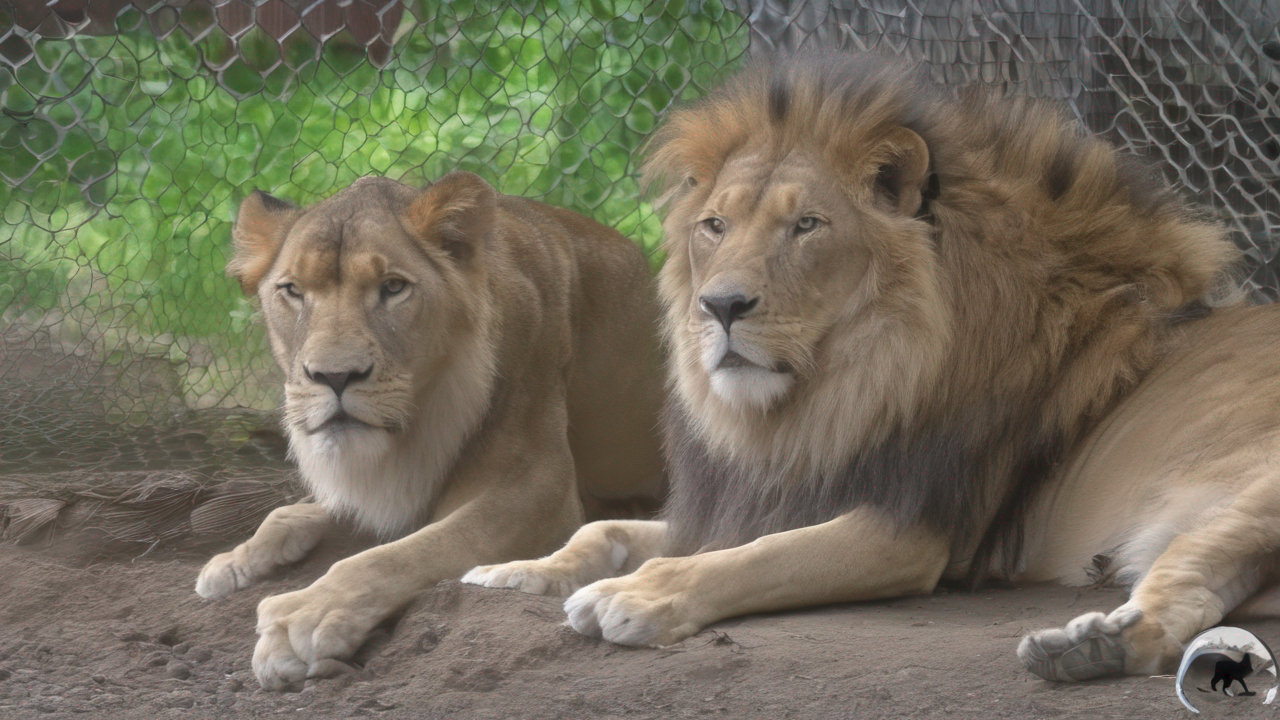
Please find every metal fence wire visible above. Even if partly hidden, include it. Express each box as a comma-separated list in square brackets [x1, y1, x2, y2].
[0, 1, 1277, 484]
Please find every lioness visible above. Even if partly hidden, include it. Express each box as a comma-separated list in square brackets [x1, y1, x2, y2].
[195, 173, 664, 689]
[465, 51, 1280, 682]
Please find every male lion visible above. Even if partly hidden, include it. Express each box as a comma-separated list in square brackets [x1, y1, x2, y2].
[464, 51, 1280, 683]
[195, 173, 664, 689]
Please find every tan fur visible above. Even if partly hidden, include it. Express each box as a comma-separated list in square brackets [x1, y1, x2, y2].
[465, 52, 1280, 681]
[646, 58, 1231, 482]
[196, 173, 665, 690]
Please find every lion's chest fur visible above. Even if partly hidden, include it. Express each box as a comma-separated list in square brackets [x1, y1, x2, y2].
[660, 399, 1064, 579]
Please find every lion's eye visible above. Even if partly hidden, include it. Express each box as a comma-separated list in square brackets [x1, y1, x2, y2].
[381, 279, 407, 300]
[701, 217, 726, 236]
[795, 216, 821, 233]
[278, 282, 303, 300]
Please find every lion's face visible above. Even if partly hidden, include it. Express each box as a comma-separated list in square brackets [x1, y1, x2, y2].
[675, 151, 877, 409]
[661, 121, 939, 418]
[264, 201, 441, 457]
[227, 174, 498, 531]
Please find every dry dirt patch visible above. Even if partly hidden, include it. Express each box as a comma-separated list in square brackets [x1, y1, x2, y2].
[1, 531, 1277, 719]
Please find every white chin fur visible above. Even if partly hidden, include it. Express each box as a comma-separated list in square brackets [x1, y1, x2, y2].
[709, 367, 794, 409]
[700, 329, 793, 409]
[289, 426, 424, 538]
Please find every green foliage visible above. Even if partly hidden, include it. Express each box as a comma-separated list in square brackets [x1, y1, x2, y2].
[0, 1, 749, 411]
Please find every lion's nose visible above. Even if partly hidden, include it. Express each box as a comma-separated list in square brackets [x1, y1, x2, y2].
[303, 365, 372, 398]
[698, 294, 759, 332]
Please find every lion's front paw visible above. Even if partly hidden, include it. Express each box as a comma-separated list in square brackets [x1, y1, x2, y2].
[195, 549, 254, 600]
[1018, 605, 1146, 682]
[463, 558, 593, 597]
[563, 560, 702, 647]
[252, 579, 386, 690]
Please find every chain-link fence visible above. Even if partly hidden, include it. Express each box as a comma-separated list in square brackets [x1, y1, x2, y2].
[747, 0, 1279, 296]
[1, 1, 1277, 541]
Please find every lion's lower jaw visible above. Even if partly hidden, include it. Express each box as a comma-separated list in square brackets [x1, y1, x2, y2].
[708, 367, 794, 409]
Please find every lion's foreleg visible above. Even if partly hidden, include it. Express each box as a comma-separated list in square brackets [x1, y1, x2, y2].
[1020, 473, 1280, 681]
[251, 395, 585, 689]
[195, 501, 331, 600]
[462, 519, 670, 596]
[563, 508, 951, 646]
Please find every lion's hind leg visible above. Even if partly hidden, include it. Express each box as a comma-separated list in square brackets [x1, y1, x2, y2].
[196, 502, 331, 600]
[462, 519, 668, 597]
[1020, 474, 1280, 681]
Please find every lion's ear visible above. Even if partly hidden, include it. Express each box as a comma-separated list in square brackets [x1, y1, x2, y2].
[873, 127, 931, 216]
[228, 190, 298, 296]
[404, 172, 496, 266]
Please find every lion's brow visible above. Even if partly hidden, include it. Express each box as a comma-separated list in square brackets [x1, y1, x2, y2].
[715, 178, 797, 223]
[291, 217, 346, 289]
[746, 158, 792, 213]
[293, 245, 340, 290]
[333, 217, 343, 284]
[762, 185, 802, 218]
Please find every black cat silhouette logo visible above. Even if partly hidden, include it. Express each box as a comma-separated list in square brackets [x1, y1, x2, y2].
[1200, 652, 1257, 697]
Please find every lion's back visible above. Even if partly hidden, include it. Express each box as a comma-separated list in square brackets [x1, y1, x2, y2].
[493, 195, 666, 503]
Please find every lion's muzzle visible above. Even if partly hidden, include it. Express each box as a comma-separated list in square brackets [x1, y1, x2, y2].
[302, 363, 373, 399]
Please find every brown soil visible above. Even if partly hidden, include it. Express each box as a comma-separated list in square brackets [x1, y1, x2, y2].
[2, 529, 1277, 719]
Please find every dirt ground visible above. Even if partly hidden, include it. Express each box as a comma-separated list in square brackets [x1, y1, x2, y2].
[1, 527, 1278, 720]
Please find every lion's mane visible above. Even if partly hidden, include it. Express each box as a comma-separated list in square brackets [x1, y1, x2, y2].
[646, 51, 1237, 579]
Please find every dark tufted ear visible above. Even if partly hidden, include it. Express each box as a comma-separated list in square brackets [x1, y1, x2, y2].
[873, 127, 932, 217]
[227, 190, 299, 296]
[403, 172, 496, 267]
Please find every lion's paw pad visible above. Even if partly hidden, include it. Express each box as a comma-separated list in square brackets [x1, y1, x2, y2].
[1018, 608, 1143, 682]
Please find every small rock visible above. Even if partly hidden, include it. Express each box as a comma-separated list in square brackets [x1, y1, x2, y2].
[225, 678, 244, 692]
[188, 647, 213, 663]
[0, 668, 11, 681]
[90, 675, 104, 684]
[356, 697, 397, 712]
[145, 651, 169, 668]
[166, 661, 191, 680]
[414, 630, 440, 655]
[172, 642, 191, 655]
[156, 628, 181, 646]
